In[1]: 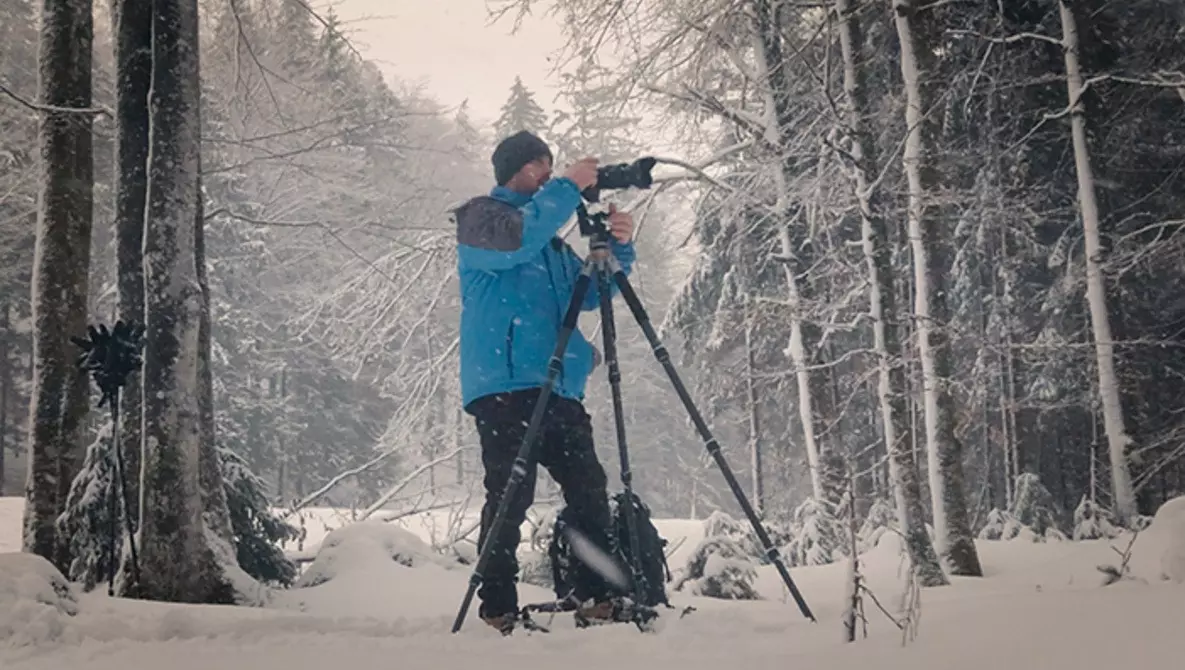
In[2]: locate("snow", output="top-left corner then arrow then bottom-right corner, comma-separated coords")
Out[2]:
1,495 -> 1184,670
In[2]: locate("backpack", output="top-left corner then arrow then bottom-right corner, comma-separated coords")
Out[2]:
548,491 -> 671,608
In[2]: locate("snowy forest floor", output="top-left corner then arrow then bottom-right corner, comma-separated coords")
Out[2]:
2,496 -> 1183,669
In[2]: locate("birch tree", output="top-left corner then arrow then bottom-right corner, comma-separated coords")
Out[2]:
1055,0 -> 1136,524
136,0 -> 235,603
22,0 -> 95,570
836,0 -> 946,586
891,0 -> 982,576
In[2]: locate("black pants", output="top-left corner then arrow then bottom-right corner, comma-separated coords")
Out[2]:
469,390 -> 615,619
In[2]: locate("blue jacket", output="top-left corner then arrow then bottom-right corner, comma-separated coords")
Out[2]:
454,178 -> 636,408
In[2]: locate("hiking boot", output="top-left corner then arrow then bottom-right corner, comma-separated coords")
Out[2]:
482,613 -> 516,635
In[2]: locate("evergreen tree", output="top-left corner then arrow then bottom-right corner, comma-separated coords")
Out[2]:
493,76 -> 548,140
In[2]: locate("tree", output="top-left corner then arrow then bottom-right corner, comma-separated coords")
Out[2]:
836,0 -> 947,587
1055,0 -> 1137,525
135,0 -> 236,603
110,0 -> 152,530
0,0 -> 40,495
22,0 -> 95,571
493,76 -> 548,140
891,0 -> 983,576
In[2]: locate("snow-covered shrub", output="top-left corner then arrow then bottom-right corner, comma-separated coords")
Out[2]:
857,499 -> 897,553
702,510 -> 765,561
294,521 -> 461,588
785,498 -> 844,565
979,475 -> 1068,542
56,424 -> 121,591
221,447 -> 301,587
672,536 -> 760,600
1010,473 -> 1065,539
1072,497 -> 1121,540
978,508 -> 1021,540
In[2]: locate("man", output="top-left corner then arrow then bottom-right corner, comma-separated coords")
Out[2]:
452,130 -> 636,632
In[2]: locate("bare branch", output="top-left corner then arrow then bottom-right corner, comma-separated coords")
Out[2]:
0,81 -> 112,118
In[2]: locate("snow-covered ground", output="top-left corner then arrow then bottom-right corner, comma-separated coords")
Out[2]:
2,495 -> 1183,670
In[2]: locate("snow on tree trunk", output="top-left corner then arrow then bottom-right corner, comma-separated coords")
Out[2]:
838,0 -> 947,587
1056,0 -> 1137,526
891,0 -> 983,577
22,0 -> 95,571
195,152 -> 234,550
111,0 -> 152,531
135,0 -> 235,604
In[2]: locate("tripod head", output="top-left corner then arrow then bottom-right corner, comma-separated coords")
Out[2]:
575,204 -> 614,252
71,320 -> 146,409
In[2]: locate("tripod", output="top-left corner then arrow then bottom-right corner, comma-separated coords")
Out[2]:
450,217 -> 816,633
73,321 -> 144,595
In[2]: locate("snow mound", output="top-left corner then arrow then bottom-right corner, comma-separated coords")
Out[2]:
0,552 -> 80,647
273,519 -> 548,623
1151,496 -> 1185,582
294,520 -> 462,589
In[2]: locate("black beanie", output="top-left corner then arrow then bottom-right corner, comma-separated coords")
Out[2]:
492,130 -> 553,185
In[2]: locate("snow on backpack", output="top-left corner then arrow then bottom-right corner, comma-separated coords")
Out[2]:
548,491 -> 671,608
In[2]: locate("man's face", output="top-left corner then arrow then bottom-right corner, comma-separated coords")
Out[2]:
509,157 -> 552,194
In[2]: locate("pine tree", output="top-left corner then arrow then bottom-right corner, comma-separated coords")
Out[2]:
493,76 -> 548,140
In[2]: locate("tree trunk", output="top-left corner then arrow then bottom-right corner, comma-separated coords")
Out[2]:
196,161 -> 235,549
750,0 -> 829,503
135,0 -> 235,603
111,0 -> 152,532
0,303 -> 8,497
1056,0 -> 1137,525
838,0 -> 947,587
743,296 -> 765,513
891,0 -> 983,577
22,0 -> 94,572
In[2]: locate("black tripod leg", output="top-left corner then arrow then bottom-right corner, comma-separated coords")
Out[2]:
110,389 -> 141,589
605,257 -> 816,622
595,260 -> 645,602
451,259 -> 598,634
107,430 -> 118,597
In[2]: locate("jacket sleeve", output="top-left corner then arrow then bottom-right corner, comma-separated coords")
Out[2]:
577,238 -> 636,312
454,179 -> 582,271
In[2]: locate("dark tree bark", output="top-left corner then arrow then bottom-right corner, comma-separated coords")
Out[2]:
892,0 -> 983,576
22,0 -> 94,572
836,0 -> 947,587
111,0 -> 153,533
196,162 -> 235,548
135,0 -> 235,604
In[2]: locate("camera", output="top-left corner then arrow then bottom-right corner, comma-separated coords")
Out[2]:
581,156 -> 657,203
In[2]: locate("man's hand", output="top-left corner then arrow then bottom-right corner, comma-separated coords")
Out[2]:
564,157 -> 599,191
607,204 -> 634,244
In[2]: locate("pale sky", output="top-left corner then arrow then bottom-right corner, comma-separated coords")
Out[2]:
330,0 -> 570,126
